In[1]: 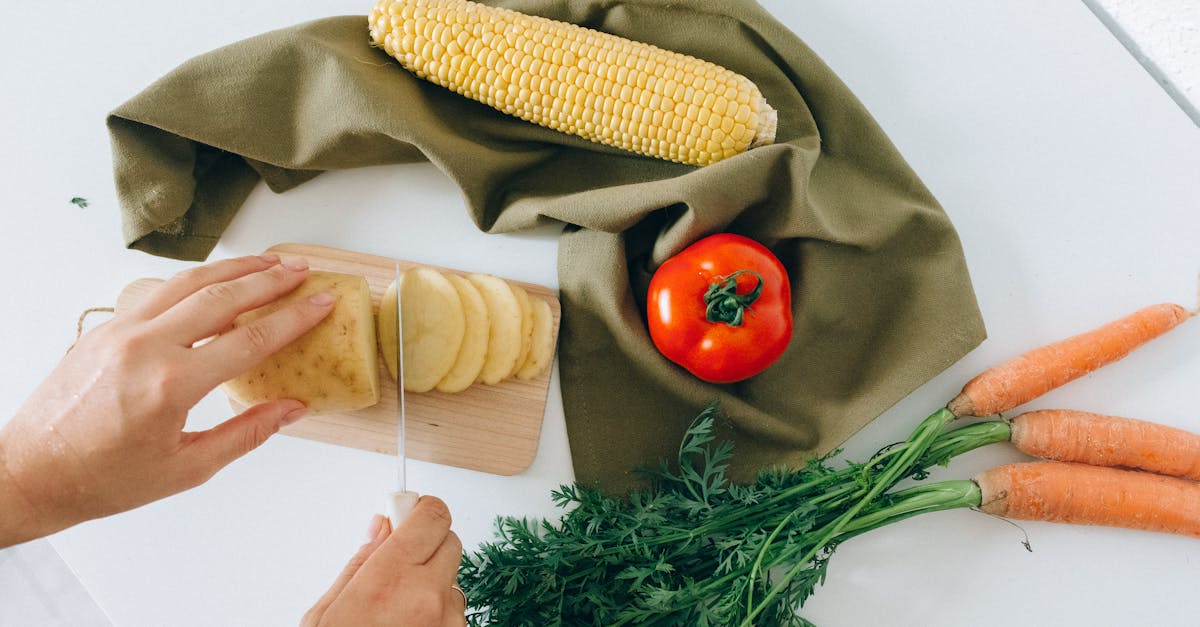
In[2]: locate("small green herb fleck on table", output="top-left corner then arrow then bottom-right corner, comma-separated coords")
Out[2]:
70,197 -> 89,209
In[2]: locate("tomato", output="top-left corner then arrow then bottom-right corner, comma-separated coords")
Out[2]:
646,233 -> 793,384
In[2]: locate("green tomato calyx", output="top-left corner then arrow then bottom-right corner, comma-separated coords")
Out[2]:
704,270 -> 763,327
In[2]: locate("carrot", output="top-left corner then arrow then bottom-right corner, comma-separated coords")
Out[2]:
1010,409 -> 1200,481
976,461 -> 1200,538
949,303 -> 1191,417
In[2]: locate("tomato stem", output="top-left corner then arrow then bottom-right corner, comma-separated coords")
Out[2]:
704,270 -> 764,327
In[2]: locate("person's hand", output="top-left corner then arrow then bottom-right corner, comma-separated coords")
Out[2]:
0,254 -> 334,546
303,497 -> 467,627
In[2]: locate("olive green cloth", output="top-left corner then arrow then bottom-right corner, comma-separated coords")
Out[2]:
108,0 -> 985,493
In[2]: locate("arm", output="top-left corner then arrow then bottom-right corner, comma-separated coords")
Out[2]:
0,254 -> 332,549
0,436 -> 44,546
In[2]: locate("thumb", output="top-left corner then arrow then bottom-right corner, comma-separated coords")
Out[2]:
185,399 -> 307,477
302,514 -> 392,627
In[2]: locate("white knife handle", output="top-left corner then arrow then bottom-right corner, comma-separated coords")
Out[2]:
387,491 -> 420,526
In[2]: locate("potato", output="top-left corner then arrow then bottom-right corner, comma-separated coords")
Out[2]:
377,280 -> 401,381
221,271 -> 380,413
508,283 -> 534,378
516,296 -> 555,380
436,274 -> 491,393
379,267 -> 466,393
468,273 -> 523,385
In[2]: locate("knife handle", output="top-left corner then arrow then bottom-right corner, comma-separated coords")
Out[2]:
387,491 -> 420,527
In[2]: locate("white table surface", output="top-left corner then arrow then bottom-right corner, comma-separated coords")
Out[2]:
2,1 -> 1198,625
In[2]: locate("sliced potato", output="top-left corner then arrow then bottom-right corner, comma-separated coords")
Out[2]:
379,267 -> 466,393
468,273 -> 522,385
436,274 -> 491,393
516,297 -> 555,380
508,283 -> 534,378
222,271 -> 380,413
377,280 -> 401,381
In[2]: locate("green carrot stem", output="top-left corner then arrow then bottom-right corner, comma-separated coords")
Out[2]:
731,419 -> 1008,545
739,407 -> 958,626
915,420 -> 1012,471
745,510 -> 796,612
836,480 -> 982,541
750,424 -> 1006,613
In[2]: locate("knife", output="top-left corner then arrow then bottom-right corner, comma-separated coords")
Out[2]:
387,262 -> 419,526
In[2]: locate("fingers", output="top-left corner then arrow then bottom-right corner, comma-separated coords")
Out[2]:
153,257 -> 312,345
178,399 -> 306,484
426,531 -> 464,584
444,585 -> 468,627
131,255 -> 282,320
430,535 -> 467,624
373,496 -> 453,566
302,514 -> 392,627
186,289 -> 335,391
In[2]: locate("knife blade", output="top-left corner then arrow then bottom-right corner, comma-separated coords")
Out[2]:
387,262 -> 419,525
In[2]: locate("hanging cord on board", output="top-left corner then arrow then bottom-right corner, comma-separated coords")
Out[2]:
69,307 -> 115,353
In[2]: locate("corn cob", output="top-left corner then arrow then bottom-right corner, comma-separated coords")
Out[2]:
368,0 -> 777,166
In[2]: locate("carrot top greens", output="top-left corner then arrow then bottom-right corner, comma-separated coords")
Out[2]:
458,406 -> 1007,626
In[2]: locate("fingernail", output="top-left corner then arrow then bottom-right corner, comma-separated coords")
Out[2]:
282,257 -> 309,272
309,291 -> 335,306
281,406 -> 307,426
259,253 -> 280,264
365,514 -> 386,542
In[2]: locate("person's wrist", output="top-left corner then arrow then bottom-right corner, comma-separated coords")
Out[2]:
0,431 -> 60,548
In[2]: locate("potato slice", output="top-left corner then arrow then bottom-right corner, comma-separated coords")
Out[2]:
221,271 -> 380,413
508,283 -> 534,378
516,297 -> 555,380
468,273 -> 522,385
436,274 -> 491,393
379,267 -> 466,393
377,280 -> 401,381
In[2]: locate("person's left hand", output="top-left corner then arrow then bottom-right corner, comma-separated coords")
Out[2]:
0,254 -> 334,546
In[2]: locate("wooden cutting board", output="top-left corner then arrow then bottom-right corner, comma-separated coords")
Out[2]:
116,243 -> 560,476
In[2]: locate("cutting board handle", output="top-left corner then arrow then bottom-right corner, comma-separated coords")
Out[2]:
116,278 -> 165,314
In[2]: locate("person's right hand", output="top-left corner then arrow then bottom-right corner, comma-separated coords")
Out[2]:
303,496 -> 466,627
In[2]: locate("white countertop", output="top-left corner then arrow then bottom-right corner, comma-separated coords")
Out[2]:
1,1 -> 1198,625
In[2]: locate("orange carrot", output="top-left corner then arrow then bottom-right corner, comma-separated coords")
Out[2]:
949,303 -> 1191,417
976,461 -> 1200,538
1010,409 -> 1200,480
